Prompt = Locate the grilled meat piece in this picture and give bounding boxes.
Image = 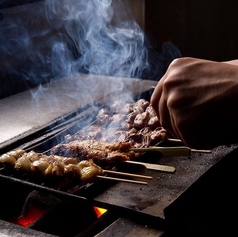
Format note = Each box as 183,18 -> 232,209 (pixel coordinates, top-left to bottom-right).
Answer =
111,126 -> 167,148
109,113 -> 127,128
133,111 -> 151,129
65,125 -> 103,142
132,99 -> 150,113
0,149 -> 26,166
96,108 -> 112,125
50,140 -> 141,165
110,101 -> 134,114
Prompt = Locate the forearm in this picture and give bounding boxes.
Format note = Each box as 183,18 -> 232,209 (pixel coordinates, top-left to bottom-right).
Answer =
223,59 -> 238,66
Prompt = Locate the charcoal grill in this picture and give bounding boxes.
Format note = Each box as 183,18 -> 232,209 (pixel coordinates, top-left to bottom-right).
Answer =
1,74 -> 238,236
2,0 -> 238,235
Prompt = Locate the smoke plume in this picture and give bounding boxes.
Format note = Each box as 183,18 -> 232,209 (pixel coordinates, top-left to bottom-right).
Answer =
0,0 -> 181,99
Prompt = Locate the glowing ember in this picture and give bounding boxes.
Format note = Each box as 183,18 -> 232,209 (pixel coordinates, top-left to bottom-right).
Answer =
14,207 -> 47,227
93,206 -> 107,218
15,205 -> 106,227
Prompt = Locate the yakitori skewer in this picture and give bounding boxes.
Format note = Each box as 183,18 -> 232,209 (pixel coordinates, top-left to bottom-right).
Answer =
0,149 -> 153,185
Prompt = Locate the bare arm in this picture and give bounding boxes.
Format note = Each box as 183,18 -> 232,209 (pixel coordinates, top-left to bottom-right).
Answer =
224,59 -> 238,66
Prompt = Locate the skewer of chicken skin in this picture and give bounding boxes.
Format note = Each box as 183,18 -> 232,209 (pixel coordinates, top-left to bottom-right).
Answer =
0,149 -> 104,183
0,149 -> 151,184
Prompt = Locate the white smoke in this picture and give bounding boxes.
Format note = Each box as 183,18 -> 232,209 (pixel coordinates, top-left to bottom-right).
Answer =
44,0 -> 149,78
0,0 -> 181,99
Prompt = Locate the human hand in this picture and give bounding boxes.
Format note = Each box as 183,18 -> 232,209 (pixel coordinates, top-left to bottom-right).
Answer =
151,57 -> 238,149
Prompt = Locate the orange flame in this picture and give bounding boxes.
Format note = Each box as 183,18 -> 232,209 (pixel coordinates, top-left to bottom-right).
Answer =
93,206 -> 107,218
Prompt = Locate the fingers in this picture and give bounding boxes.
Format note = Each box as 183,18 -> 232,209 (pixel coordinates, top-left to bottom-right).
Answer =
151,77 -> 178,138
150,78 -> 163,118
150,57 -> 178,120
151,58 -> 186,139
158,89 -> 174,134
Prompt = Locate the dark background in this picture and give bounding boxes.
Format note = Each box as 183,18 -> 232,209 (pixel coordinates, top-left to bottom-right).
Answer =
145,0 -> 238,61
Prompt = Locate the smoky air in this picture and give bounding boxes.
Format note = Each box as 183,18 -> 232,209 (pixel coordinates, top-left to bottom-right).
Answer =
0,0 -> 181,100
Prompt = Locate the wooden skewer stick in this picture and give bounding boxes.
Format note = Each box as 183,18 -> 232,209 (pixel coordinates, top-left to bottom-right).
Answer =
97,175 -> 148,185
190,148 -> 212,153
103,170 -> 153,180
125,160 -> 176,173
127,146 -> 211,156
166,138 -> 183,143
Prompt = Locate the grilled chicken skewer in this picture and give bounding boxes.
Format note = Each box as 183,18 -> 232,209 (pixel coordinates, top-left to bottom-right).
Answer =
0,149 -> 104,183
0,150 -> 152,184
50,140 -> 142,164
50,139 -> 212,172
50,139 -> 177,172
